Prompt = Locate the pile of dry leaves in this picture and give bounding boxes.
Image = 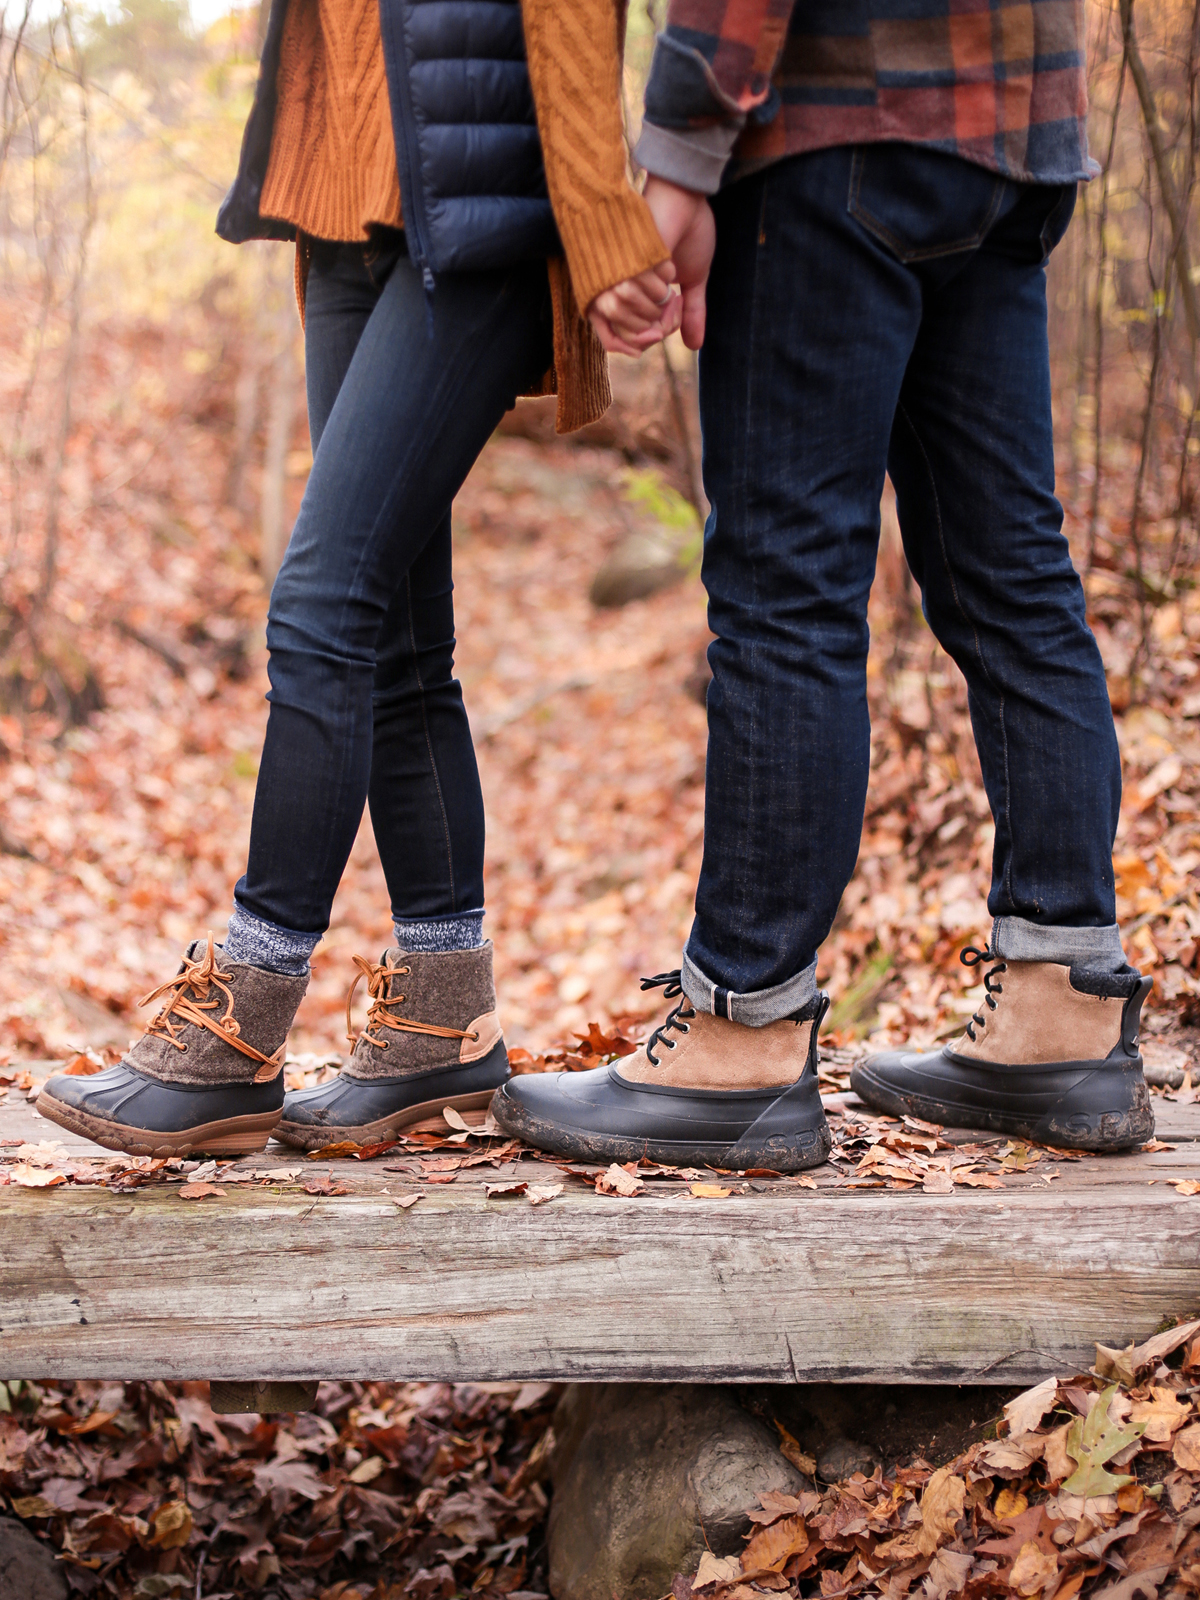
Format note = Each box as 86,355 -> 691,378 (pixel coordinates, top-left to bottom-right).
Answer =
678,1321 -> 1200,1600
0,1376 -> 558,1600
6,1326 -> 1200,1600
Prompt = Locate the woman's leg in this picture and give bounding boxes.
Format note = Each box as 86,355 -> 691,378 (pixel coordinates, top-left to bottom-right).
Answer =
231,249 -> 552,961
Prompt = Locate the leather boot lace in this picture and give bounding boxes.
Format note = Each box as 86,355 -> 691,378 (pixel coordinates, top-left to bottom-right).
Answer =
960,944 -> 1008,1042
346,953 -> 481,1051
639,970 -> 697,1066
139,931 -> 285,1081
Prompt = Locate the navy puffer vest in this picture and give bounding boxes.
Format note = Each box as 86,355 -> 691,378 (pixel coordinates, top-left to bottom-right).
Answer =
217,0 -> 560,276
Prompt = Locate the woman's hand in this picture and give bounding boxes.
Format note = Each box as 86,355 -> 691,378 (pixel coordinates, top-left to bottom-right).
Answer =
587,262 -> 682,356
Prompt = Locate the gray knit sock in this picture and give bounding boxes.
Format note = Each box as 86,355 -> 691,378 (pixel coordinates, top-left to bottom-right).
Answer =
392,909 -> 485,954
225,904 -> 321,977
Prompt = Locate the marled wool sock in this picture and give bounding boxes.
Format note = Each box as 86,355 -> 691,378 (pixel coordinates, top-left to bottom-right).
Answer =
392,909 -> 485,954
225,904 -> 321,977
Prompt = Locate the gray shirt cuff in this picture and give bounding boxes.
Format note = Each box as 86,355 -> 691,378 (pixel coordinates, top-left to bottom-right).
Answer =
633,120 -> 744,196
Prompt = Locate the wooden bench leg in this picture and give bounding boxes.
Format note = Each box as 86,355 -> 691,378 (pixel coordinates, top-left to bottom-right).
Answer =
208,1380 -> 319,1415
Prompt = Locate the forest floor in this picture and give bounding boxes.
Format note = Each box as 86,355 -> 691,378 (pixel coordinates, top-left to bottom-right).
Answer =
0,309 -> 1198,1074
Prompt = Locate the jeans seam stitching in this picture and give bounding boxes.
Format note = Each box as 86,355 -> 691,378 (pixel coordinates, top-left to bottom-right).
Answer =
896,399 -> 1014,909
405,576 -> 458,907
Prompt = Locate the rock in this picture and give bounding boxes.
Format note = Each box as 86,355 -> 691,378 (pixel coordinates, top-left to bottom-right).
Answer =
816,1436 -> 882,1483
588,531 -> 689,609
0,1516 -> 67,1600
547,1384 -> 808,1600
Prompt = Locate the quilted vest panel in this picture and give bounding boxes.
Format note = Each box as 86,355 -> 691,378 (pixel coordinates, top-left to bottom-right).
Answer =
378,0 -> 561,276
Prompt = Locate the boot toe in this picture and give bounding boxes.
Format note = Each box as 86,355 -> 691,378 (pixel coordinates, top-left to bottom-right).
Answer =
36,1061 -> 283,1156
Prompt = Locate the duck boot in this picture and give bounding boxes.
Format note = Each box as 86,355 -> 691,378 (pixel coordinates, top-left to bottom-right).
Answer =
491,972 -> 832,1172
37,934 -> 305,1156
276,943 -> 509,1149
851,947 -> 1155,1151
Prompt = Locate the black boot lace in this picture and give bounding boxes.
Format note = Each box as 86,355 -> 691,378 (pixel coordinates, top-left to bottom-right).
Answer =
960,944 -> 1008,1042
639,970 -> 697,1067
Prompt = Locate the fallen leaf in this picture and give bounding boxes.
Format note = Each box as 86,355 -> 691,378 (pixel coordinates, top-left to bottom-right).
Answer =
1043,1422 -> 1076,1483
9,1496 -> 58,1518
1009,1539 -> 1058,1595
1129,1387 -> 1191,1441
303,1173 -> 350,1196
1096,1318 -> 1200,1384
952,1167 -> 1003,1189
442,1107 -> 471,1131
306,1141 -> 361,1160
11,1163 -> 67,1188
348,1456 -> 384,1484
1173,1423 -> 1200,1471
916,1467 -> 966,1556
923,1548 -> 973,1600
690,1182 -> 732,1198
995,1488 -> 1029,1519
149,1499 -> 192,1549
390,1194 -> 423,1210
1062,1385 -> 1145,1496
596,1163 -> 643,1197
1172,1179 -> 1200,1195
528,1183 -> 563,1206
741,1512 -> 809,1573
60,1052 -> 104,1076
62,1409 -> 118,1435
178,1181 -> 225,1200
1087,1569 -> 1171,1600
693,1552 -> 742,1589
1004,1375 -> 1059,1438
484,1181 -> 528,1199
774,1421 -> 817,1477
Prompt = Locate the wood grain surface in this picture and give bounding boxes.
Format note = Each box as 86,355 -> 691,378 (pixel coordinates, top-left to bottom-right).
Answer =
3,1069 -> 1198,1386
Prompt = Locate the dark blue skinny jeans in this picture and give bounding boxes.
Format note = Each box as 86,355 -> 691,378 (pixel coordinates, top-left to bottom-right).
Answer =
682,146 -> 1123,1024
236,233 -> 553,934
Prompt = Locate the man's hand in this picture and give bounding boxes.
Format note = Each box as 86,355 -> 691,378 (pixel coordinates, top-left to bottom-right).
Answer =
588,263 -> 682,357
642,176 -> 716,350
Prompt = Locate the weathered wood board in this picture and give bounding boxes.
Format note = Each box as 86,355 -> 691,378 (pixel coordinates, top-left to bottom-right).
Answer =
2,1068 -> 1198,1386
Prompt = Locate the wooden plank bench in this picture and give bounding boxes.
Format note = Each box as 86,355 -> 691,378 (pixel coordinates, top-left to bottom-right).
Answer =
2,1063 -> 1198,1387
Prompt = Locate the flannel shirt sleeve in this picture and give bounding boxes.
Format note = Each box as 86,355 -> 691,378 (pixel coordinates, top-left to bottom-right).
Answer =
634,0 -> 794,193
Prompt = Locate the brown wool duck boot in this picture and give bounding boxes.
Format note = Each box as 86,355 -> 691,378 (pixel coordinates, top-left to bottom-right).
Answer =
491,972 -> 832,1172
38,935 -> 307,1156
275,943 -> 509,1149
851,946 -> 1155,1151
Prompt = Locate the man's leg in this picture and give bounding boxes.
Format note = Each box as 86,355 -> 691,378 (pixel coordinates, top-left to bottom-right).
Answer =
494,149 -> 928,1170
851,168 -> 1152,1151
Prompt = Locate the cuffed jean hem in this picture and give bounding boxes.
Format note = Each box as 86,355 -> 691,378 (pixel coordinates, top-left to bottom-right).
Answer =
991,916 -> 1126,971
681,948 -> 819,1026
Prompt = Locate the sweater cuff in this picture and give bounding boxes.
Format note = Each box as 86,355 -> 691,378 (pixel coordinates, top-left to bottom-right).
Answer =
634,121 -> 743,196
557,190 -> 671,315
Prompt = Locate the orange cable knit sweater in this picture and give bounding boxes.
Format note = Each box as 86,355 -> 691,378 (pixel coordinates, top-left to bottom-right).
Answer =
259,0 -> 665,432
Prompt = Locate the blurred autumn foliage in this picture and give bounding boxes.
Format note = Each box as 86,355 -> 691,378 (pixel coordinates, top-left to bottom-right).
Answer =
1,0 -> 1200,1075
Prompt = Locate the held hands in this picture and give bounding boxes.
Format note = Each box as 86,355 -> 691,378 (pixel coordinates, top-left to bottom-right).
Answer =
642,176 -> 716,351
587,261 -> 682,356
585,178 -> 716,355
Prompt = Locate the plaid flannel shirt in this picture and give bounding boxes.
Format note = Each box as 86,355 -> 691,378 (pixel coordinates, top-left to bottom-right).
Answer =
634,0 -> 1095,194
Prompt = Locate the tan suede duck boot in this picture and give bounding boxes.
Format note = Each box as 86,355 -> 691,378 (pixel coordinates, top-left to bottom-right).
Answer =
275,942 -> 509,1149
851,946 -> 1154,1151
38,934 -> 306,1156
491,972 -> 832,1172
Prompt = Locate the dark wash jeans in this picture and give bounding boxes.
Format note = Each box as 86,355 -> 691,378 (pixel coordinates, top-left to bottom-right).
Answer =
236,233 -> 553,934
682,145 -> 1123,1025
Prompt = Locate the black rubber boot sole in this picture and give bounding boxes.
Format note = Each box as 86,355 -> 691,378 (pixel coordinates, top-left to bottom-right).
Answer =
850,1051 -> 1155,1152
37,1061 -> 285,1157
275,1042 -> 511,1150
491,1062 -> 832,1174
